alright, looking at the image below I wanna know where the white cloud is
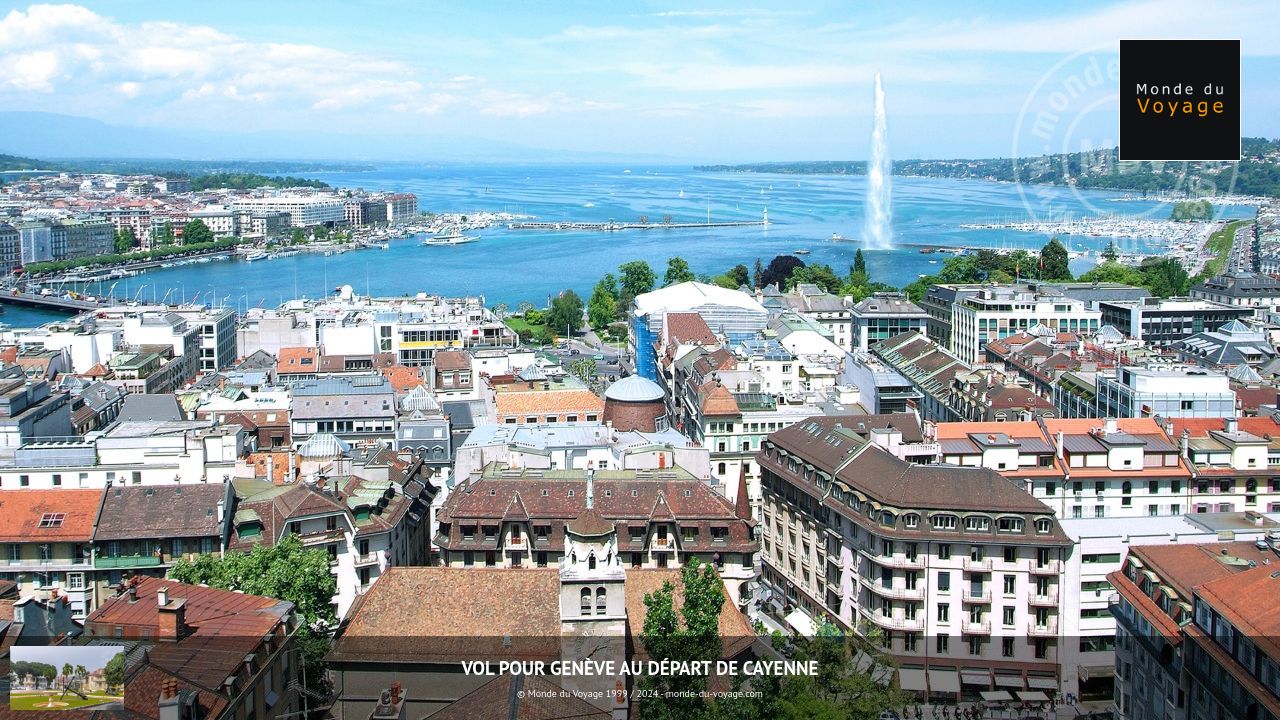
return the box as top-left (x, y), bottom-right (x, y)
top-left (0, 50), bottom-right (60, 91)
top-left (115, 81), bottom-right (140, 98)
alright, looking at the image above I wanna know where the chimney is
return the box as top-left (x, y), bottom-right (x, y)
top-left (369, 683), bottom-right (408, 720)
top-left (157, 593), bottom-right (187, 642)
top-left (585, 463), bottom-right (595, 509)
top-left (158, 679), bottom-right (182, 720)
top-left (128, 585), bottom-right (138, 603)
top-left (1055, 430), bottom-right (1064, 460)
top-left (1225, 417), bottom-right (1239, 434)
top-left (157, 586), bottom-right (168, 607)
top-left (216, 498), bottom-right (225, 524)
top-left (1180, 429), bottom-right (1190, 459)
top-left (1103, 418), bottom-right (1118, 435)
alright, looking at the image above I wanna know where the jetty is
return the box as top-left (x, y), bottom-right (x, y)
top-left (508, 211), bottom-right (770, 233)
top-left (0, 289), bottom-right (106, 312)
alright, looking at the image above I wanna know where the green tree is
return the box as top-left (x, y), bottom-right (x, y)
top-left (789, 262), bottom-right (842, 293)
top-left (182, 219), bottom-right (214, 246)
top-left (853, 249), bottom-right (867, 276)
top-left (169, 534), bottom-right (338, 701)
top-left (725, 263), bottom-right (750, 288)
top-left (113, 228), bottom-right (137, 254)
top-left (759, 255), bottom-right (806, 289)
top-left (637, 558), bottom-right (724, 720)
top-left (492, 302), bottom-right (509, 318)
top-left (290, 227), bottom-right (307, 245)
top-left (752, 258), bottom-right (764, 288)
top-left (103, 653), bottom-right (125, 693)
top-left (314, 225), bottom-right (330, 241)
top-left (664, 256), bottom-right (696, 286)
top-left (158, 222), bottom-right (176, 246)
top-left (1140, 257), bottom-right (1191, 297)
top-left (62, 663), bottom-right (73, 686)
top-left (567, 357), bottom-right (597, 385)
top-left (1039, 238), bottom-right (1072, 280)
top-left (764, 623), bottom-right (908, 720)
top-left (619, 260), bottom-right (657, 298)
top-left (1102, 240), bottom-right (1119, 262)
top-left (588, 276), bottom-right (619, 329)
top-left (43, 665), bottom-right (56, 683)
top-left (545, 289), bottom-right (585, 337)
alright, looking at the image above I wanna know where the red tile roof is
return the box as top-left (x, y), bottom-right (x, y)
top-left (665, 312), bottom-right (718, 346)
top-left (1169, 416), bottom-right (1280, 438)
top-left (276, 347), bottom-right (317, 374)
top-left (380, 365), bottom-right (424, 393)
top-left (433, 349), bottom-right (472, 371)
top-left (0, 489), bottom-right (101, 542)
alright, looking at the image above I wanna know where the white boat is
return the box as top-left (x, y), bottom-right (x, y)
top-left (244, 251), bottom-right (268, 262)
top-left (424, 230), bottom-right (479, 246)
top-left (583, 202), bottom-right (596, 208)
top-left (794, 249), bottom-right (811, 255)
top-left (831, 232), bottom-right (846, 241)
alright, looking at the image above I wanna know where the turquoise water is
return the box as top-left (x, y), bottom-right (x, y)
top-left (6, 165), bottom-right (1254, 327)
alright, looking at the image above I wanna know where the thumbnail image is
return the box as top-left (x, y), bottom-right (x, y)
top-left (7, 646), bottom-right (125, 711)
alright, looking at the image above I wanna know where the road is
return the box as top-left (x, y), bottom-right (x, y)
top-left (545, 335), bottom-right (626, 382)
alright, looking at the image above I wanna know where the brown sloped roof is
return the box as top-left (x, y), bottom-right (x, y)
top-left (0, 489), bottom-right (101, 542)
top-left (566, 506), bottom-right (614, 536)
top-left (434, 349), bottom-right (473, 371)
top-left (429, 674), bottom-right (610, 720)
top-left (94, 484), bottom-right (225, 541)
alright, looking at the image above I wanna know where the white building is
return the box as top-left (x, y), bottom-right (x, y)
top-left (951, 286), bottom-right (1101, 364)
top-left (231, 196), bottom-right (345, 227)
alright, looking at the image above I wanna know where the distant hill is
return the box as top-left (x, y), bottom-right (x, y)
top-left (697, 138), bottom-right (1280, 197)
top-left (0, 152), bottom-right (48, 171)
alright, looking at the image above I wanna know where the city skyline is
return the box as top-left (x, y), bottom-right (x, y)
top-left (1, 1), bottom-right (1279, 162)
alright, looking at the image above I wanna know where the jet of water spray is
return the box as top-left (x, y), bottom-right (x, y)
top-left (863, 73), bottom-right (893, 250)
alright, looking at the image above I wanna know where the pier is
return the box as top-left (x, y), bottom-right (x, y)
top-left (508, 213), bottom-right (769, 233)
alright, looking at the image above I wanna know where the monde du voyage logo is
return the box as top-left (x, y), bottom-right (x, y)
top-left (1120, 40), bottom-right (1240, 162)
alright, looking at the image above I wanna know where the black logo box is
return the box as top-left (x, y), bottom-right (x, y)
top-left (1119, 39), bottom-right (1240, 162)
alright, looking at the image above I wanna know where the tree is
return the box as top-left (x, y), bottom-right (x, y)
top-left (492, 302), bottom-right (509, 319)
top-left (619, 260), bottom-right (657, 298)
top-left (752, 258), bottom-right (764, 288)
top-left (516, 301), bottom-right (535, 317)
top-left (62, 663), bottom-right (73, 686)
top-left (758, 255), bottom-right (806, 290)
top-left (789, 263), bottom-right (842, 293)
top-left (158, 222), bottom-right (176, 247)
top-left (314, 225), bottom-right (330, 241)
top-left (853, 249), bottom-right (867, 276)
top-left (169, 534), bottom-right (338, 701)
top-left (663, 256), bottom-right (696, 286)
top-left (726, 264), bottom-right (750, 288)
top-left (545, 289), bottom-right (585, 336)
top-left (637, 558), bottom-right (725, 720)
top-left (1039, 238), bottom-right (1072, 281)
top-left (588, 276), bottom-right (619, 330)
top-left (290, 227), bottom-right (307, 245)
top-left (1140, 257), bottom-right (1191, 297)
top-left (182, 219), bottom-right (214, 246)
top-left (761, 623), bottom-right (908, 719)
top-left (113, 228), bottom-right (137, 254)
top-left (567, 357), bottom-right (597, 385)
top-left (1102, 240), bottom-right (1119, 262)
top-left (1078, 261), bottom-right (1143, 285)
top-left (103, 653), bottom-right (125, 693)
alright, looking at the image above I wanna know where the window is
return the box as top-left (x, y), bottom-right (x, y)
top-left (580, 588), bottom-right (592, 616)
top-left (937, 603), bottom-right (950, 623)
top-left (1002, 575), bottom-right (1016, 595)
top-left (1003, 546), bottom-right (1017, 563)
top-left (996, 517), bottom-right (1024, 533)
top-left (51, 474), bottom-right (61, 487)
top-left (1002, 637), bottom-right (1015, 657)
top-left (937, 571), bottom-right (950, 592)
top-left (936, 635), bottom-right (949, 654)
top-left (485, 551), bottom-right (496, 567)
top-left (596, 588), bottom-right (607, 615)
top-left (19, 474), bottom-right (29, 487)
top-left (37, 513), bottom-right (65, 529)
top-left (938, 544), bottom-right (951, 560)
top-left (1003, 607), bottom-right (1015, 626)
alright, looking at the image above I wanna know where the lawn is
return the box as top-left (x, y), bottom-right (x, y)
top-left (9, 691), bottom-right (124, 711)
top-left (1201, 219), bottom-right (1252, 278)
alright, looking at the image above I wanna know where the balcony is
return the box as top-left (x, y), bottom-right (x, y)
top-left (1029, 560), bottom-right (1062, 575)
top-left (299, 529), bottom-right (345, 547)
top-left (963, 557), bottom-right (993, 571)
top-left (353, 552), bottom-right (381, 567)
top-left (1029, 593), bottom-right (1059, 607)
top-left (651, 537), bottom-right (675, 552)
top-left (95, 555), bottom-right (164, 569)
top-left (868, 613), bottom-right (924, 631)
top-left (1028, 618), bottom-right (1059, 636)
top-left (961, 619), bottom-right (992, 634)
top-left (506, 536), bottom-right (526, 550)
top-left (864, 579), bottom-right (925, 601)
top-left (963, 588), bottom-right (992, 603)
top-left (5, 558), bottom-right (93, 570)
top-left (861, 548), bottom-right (924, 569)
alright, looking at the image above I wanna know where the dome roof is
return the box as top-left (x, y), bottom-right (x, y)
top-left (604, 375), bottom-right (664, 403)
top-left (298, 433), bottom-right (351, 459)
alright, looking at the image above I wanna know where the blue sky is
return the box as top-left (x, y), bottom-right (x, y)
top-left (0, 1), bottom-right (1277, 161)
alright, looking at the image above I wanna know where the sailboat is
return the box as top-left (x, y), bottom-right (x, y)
top-left (679, 189), bottom-right (685, 198)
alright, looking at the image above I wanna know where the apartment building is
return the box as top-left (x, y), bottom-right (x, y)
top-left (228, 451), bottom-right (435, 618)
top-left (0, 365), bottom-right (74, 462)
top-left (433, 464), bottom-right (759, 605)
top-left (872, 331), bottom-right (970, 422)
top-left (759, 416), bottom-right (1073, 698)
top-left (230, 195), bottom-right (345, 227)
top-left (1169, 416), bottom-right (1280, 514)
top-left (773, 283), bottom-right (855, 351)
top-left (0, 222), bottom-right (21, 272)
top-left (950, 285), bottom-right (1101, 364)
top-left (1092, 366), bottom-right (1239, 419)
top-left (1109, 541), bottom-right (1280, 720)
top-left (384, 193), bottom-right (419, 223)
top-left (290, 376), bottom-right (397, 446)
top-left (83, 577), bottom-right (300, 720)
top-left (851, 293), bottom-right (929, 352)
top-left (1191, 270), bottom-right (1280, 317)
top-left (1099, 297), bottom-right (1252, 346)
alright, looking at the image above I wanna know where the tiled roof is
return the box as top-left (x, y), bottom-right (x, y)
top-left (94, 484), bottom-right (226, 541)
top-left (433, 349), bottom-right (472, 371)
top-left (665, 312), bottom-right (718, 346)
top-left (625, 569), bottom-right (756, 660)
top-left (380, 365), bottom-right (425, 393)
top-left (276, 346), bottom-right (317, 374)
top-left (495, 390), bottom-right (604, 417)
top-left (698, 382), bottom-right (739, 416)
top-left (0, 489), bottom-right (101, 542)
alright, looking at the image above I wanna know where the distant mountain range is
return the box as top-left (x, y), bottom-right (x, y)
top-left (696, 138), bottom-right (1280, 197)
top-left (0, 111), bottom-right (676, 166)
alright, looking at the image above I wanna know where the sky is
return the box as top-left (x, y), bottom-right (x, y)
top-left (10, 645), bottom-right (122, 672)
top-left (0, 1), bottom-right (1278, 162)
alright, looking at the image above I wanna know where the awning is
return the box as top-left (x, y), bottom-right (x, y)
top-left (928, 668), bottom-right (961, 694)
top-left (1017, 691), bottom-right (1050, 702)
top-left (784, 609), bottom-right (816, 638)
top-left (1026, 677), bottom-right (1059, 690)
top-left (994, 674), bottom-right (1023, 688)
top-left (980, 690), bottom-right (1013, 702)
top-left (960, 670), bottom-right (990, 685)
top-left (898, 667), bottom-right (928, 692)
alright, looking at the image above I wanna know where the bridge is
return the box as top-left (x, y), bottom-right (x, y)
top-left (0, 289), bottom-right (104, 313)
